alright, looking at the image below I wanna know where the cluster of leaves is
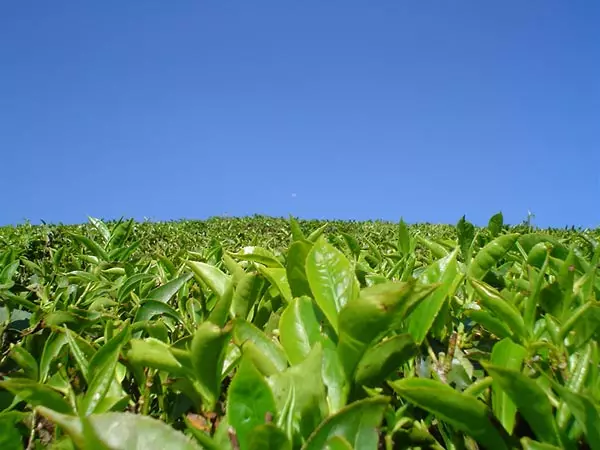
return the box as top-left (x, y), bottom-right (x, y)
top-left (0, 214), bottom-right (599, 449)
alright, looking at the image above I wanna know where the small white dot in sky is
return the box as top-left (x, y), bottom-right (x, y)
top-left (291, 193), bottom-right (297, 198)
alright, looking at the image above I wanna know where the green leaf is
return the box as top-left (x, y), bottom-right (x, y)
top-left (468, 234), bottom-right (519, 280)
top-left (307, 224), bottom-right (329, 243)
top-left (9, 345), bottom-right (39, 380)
top-left (407, 250), bottom-right (459, 344)
top-left (553, 384), bottom-right (600, 449)
top-left (63, 329), bottom-right (95, 381)
top-left (187, 261), bottom-right (231, 298)
top-left (127, 338), bottom-right (188, 376)
top-left (389, 378), bottom-right (510, 450)
top-left (233, 319), bottom-right (288, 374)
top-left (39, 332), bottom-right (68, 383)
top-left (306, 238), bottom-right (359, 331)
top-left (232, 272), bottom-right (263, 319)
top-left (69, 234), bottom-right (109, 260)
top-left (37, 408), bottom-right (201, 450)
top-left (258, 267), bottom-right (293, 303)
top-left (321, 345), bottom-right (348, 413)
top-left (269, 344), bottom-right (329, 442)
top-left (0, 379), bottom-right (72, 414)
top-left (470, 278), bottom-right (527, 342)
top-left (490, 338), bottom-right (527, 433)
top-left (286, 240), bottom-right (313, 298)
top-left (289, 216), bottom-right (306, 242)
top-left (559, 304), bottom-right (600, 348)
top-left (208, 278), bottom-right (234, 327)
top-left (416, 235), bottom-right (449, 259)
top-left (520, 438), bottom-right (563, 450)
top-left (465, 310), bottom-right (514, 340)
top-left (302, 396), bottom-right (389, 450)
top-left (190, 321), bottom-right (232, 411)
top-left (397, 219), bottom-right (411, 255)
top-left (146, 272), bottom-right (193, 303)
top-left (341, 232), bottom-right (361, 260)
top-left (0, 412), bottom-right (25, 450)
top-left (81, 326), bottom-right (130, 416)
top-left (337, 280), bottom-right (437, 379)
top-left (484, 364), bottom-right (561, 446)
top-left (457, 216), bottom-right (475, 260)
top-left (229, 247), bottom-right (283, 268)
top-left (227, 357), bottom-right (277, 450)
top-left (488, 212), bottom-right (504, 237)
top-left (247, 424), bottom-right (292, 450)
top-left (354, 334), bottom-right (417, 387)
top-left (134, 300), bottom-right (184, 325)
top-left (325, 436), bottom-right (353, 450)
top-left (279, 296), bottom-right (331, 365)
top-left (223, 253), bottom-right (247, 284)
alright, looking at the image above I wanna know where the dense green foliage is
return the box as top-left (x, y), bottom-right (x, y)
top-left (0, 214), bottom-right (599, 449)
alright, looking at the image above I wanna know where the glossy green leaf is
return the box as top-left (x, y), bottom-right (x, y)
top-left (490, 338), bottom-right (527, 433)
top-left (81, 326), bottom-right (130, 415)
top-left (279, 296), bottom-right (330, 365)
top-left (233, 319), bottom-right (288, 374)
top-left (37, 408), bottom-right (202, 450)
top-left (223, 253), bottom-right (246, 284)
top-left (39, 332), bottom-right (68, 383)
top-left (227, 357), bottom-right (277, 449)
top-left (69, 233), bottom-right (109, 260)
top-left (269, 344), bottom-right (329, 441)
top-left (303, 396), bottom-right (389, 450)
top-left (232, 272), bottom-right (263, 319)
top-left (306, 238), bottom-right (359, 331)
top-left (187, 261), bottom-right (231, 298)
top-left (416, 235), bottom-right (449, 259)
top-left (229, 247), bottom-right (283, 268)
top-left (468, 234), bottom-right (519, 280)
top-left (247, 424), bottom-right (292, 450)
top-left (307, 224), bottom-right (329, 243)
top-left (134, 300), bottom-right (184, 325)
top-left (457, 216), bottom-right (475, 260)
top-left (408, 250), bottom-right (459, 344)
top-left (341, 232), bottom-right (361, 260)
top-left (325, 436), bottom-right (353, 450)
top-left (259, 267), bottom-right (293, 303)
top-left (397, 219), bottom-right (411, 255)
top-left (470, 278), bottom-right (527, 342)
top-left (289, 216), bottom-right (306, 242)
top-left (190, 321), bottom-right (232, 410)
top-left (337, 280), bottom-right (437, 379)
top-left (389, 378), bottom-right (509, 450)
top-left (465, 309), bottom-right (514, 340)
top-left (146, 272), bottom-right (193, 303)
top-left (488, 212), bottom-right (504, 237)
top-left (484, 364), bottom-right (561, 446)
top-left (0, 379), bottom-right (72, 414)
top-left (355, 334), bottom-right (417, 387)
top-left (286, 240), bottom-right (313, 298)
top-left (126, 338), bottom-right (188, 376)
top-left (322, 345), bottom-right (348, 413)
top-left (208, 278), bottom-right (234, 327)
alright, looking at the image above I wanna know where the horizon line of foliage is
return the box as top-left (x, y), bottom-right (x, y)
top-left (0, 212), bottom-right (599, 449)
top-left (2, 214), bottom-right (598, 264)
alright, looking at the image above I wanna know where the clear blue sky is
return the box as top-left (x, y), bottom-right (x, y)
top-left (1, 1), bottom-right (598, 228)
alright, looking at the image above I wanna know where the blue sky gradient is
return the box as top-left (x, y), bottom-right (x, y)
top-left (1, 1), bottom-right (598, 228)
